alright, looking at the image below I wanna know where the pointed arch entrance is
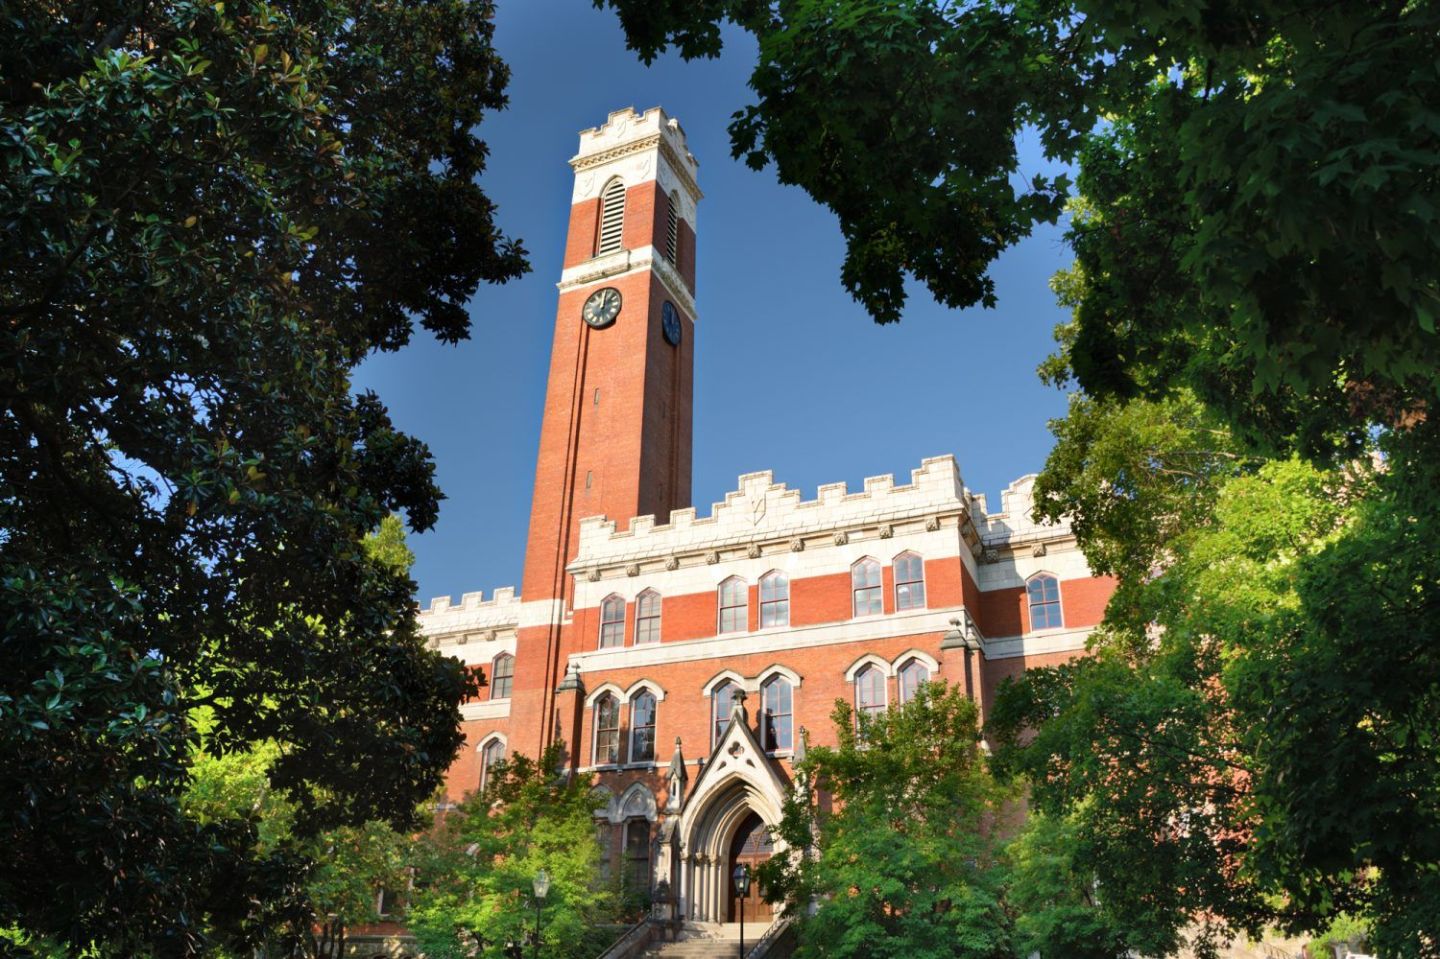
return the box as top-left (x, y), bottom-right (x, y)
top-left (728, 811), bottom-right (774, 922)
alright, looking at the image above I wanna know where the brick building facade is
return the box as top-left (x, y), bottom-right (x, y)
top-left (417, 107), bottom-right (1113, 925)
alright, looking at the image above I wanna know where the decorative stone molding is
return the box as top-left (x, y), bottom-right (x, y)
top-left (746, 543), bottom-right (763, 559)
top-left (626, 563), bottom-right (641, 577)
top-left (1032, 543), bottom-right (1047, 558)
top-left (789, 537), bottom-right (805, 552)
top-left (586, 568), bottom-right (602, 582)
top-left (665, 555), bottom-right (679, 571)
top-left (926, 516), bottom-right (942, 532)
top-left (833, 531), bottom-right (849, 546)
top-left (878, 523), bottom-right (894, 539)
top-left (704, 551), bottom-right (720, 565)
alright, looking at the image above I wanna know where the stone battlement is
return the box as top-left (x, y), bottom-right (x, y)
top-left (574, 456), bottom-right (974, 566)
top-left (572, 106), bottom-right (699, 185)
top-left (419, 587), bottom-right (521, 639)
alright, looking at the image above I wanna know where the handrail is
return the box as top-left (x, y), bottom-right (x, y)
top-left (744, 914), bottom-right (796, 959)
top-left (594, 917), bottom-right (652, 959)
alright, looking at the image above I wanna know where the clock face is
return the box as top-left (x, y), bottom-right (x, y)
top-left (582, 287), bottom-right (622, 328)
top-left (661, 301), bottom-right (682, 346)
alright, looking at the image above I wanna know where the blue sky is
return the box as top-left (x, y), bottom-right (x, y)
top-left (354, 0), bottom-right (1075, 605)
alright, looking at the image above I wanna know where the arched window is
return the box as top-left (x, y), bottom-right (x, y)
top-left (490, 652), bottom-right (514, 700)
top-left (894, 552), bottom-right (926, 610)
top-left (1027, 574), bottom-right (1063, 630)
top-left (713, 680), bottom-right (739, 745)
top-left (761, 675), bottom-right (793, 751)
top-left (759, 571), bottom-right (789, 628)
top-left (664, 190), bottom-right (680, 264)
top-left (597, 177), bottom-right (626, 255)
top-left (600, 595), bottom-right (625, 648)
top-left (479, 737), bottom-right (506, 793)
top-left (718, 577), bottom-right (747, 634)
top-left (897, 658), bottom-right (930, 704)
top-left (634, 590), bottom-right (661, 645)
top-left (854, 664), bottom-right (886, 722)
top-left (594, 693), bottom-right (621, 765)
top-left (852, 559), bottom-right (882, 617)
top-left (624, 818), bottom-right (651, 893)
top-left (630, 691), bottom-right (657, 763)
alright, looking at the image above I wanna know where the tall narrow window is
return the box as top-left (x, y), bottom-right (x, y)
top-left (594, 693), bottom-right (621, 765)
top-left (894, 552), bottom-right (926, 610)
top-left (630, 691), bottom-right (657, 763)
top-left (479, 738), bottom-right (506, 793)
top-left (713, 681), bottom-right (738, 745)
top-left (490, 652), bottom-right (514, 700)
top-left (759, 571), bottom-right (789, 628)
top-left (634, 590), bottom-right (661, 645)
top-left (855, 664), bottom-right (886, 723)
top-left (718, 577), bottom-right (747, 633)
top-left (597, 178), bottom-right (626, 255)
top-left (600, 595), bottom-right (625, 648)
top-left (664, 191), bottom-right (679, 264)
top-left (1027, 574), bottom-right (1064, 630)
top-left (897, 658), bottom-right (930, 704)
top-left (852, 559), bottom-right (883, 617)
top-left (624, 819), bottom-right (651, 893)
top-left (761, 675), bottom-right (793, 751)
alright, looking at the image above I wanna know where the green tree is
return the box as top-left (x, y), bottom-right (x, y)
top-left (1, 3), bottom-right (523, 954)
top-left (405, 745), bottom-right (615, 959)
top-left (759, 682), bottom-right (1013, 959)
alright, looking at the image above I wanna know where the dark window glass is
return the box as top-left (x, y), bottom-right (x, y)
top-left (630, 692), bottom-right (656, 763)
top-left (490, 652), bottom-right (514, 700)
top-left (760, 572), bottom-right (789, 627)
top-left (713, 681), bottom-right (738, 745)
top-left (894, 553), bottom-right (926, 610)
top-left (625, 819), bottom-right (650, 893)
top-left (1027, 575), bottom-right (1063, 630)
top-left (855, 665), bottom-right (886, 722)
top-left (897, 659), bottom-right (930, 704)
top-left (762, 675), bottom-right (793, 751)
top-left (635, 590), bottom-right (661, 644)
top-left (594, 694), bottom-right (621, 765)
top-left (480, 738), bottom-right (506, 793)
top-left (718, 578), bottom-right (747, 633)
top-left (852, 560), bottom-right (883, 617)
top-left (600, 595), bottom-right (625, 648)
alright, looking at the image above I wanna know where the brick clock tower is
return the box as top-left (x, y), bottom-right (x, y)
top-left (509, 107), bottom-right (702, 759)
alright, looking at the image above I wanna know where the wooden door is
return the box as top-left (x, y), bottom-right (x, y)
top-left (727, 812), bottom-right (773, 922)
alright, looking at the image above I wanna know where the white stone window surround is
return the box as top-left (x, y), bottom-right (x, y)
top-left (488, 650), bottom-right (514, 701)
top-left (628, 690), bottom-right (659, 765)
top-left (892, 549), bottom-right (927, 610)
top-left (459, 698), bottom-right (511, 723)
top-left (758, 669), bottom-right (798, 755)
top-left (599, 593), bottom-right (627, 649)
top-left (716, 576), bottom-right (748, 635)
top-left (701, 668), bottom-right (749, 697)
top-left (634, 588), bottom-right (662, 645)
top-left (850, 556), bottom-right (884, 618)
top-left (591, 690), bottom-right (623, 769)
top-left (596, 176), bottom-right (627, 256)
top-left (1024, 570), bottom-right (1066, 633)
top-left (844, 652), bottom-right (894, 681)
top-left (476, 733), bottom-right (507, 793)
top-left (890, 648), bottom-right (940, 675)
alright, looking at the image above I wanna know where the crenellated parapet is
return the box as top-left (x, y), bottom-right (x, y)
top-left (977, 473), bottom-right (1072, 549)
top-left (570, 456), bottom-right (981, 582)
top-left (419, 587), bottom-right (521, 650)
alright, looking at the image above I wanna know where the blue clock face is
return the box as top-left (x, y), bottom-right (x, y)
top-left (662, 301), bottom-right (682, 346)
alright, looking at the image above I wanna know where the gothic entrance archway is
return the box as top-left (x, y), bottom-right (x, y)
top-left (727, 811), bottom-right (773, 922)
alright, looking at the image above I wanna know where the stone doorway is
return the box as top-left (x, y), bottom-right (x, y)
top-left (726, 811), bottom-right (773, 923)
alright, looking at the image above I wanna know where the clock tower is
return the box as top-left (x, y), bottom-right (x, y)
top-left (510, 107), bottom-right (701, 757)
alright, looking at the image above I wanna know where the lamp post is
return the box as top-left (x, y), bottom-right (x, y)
top-left (731, 863), bottom-right (751, 959)
top-left (532, 869), bottom-right (550, 959)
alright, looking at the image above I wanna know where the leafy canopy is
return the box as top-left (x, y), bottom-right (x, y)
top-left (1, 1), bottom-right (524, 954)
top-left (759, 682), bottom-right (1014, 959)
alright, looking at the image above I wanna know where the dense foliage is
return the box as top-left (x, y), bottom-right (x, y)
top-left (599, 2), bottom-right (1440, 954)
top-left (759, 683), bottom-right (1014, 959)
top-left (406, 746), bottom-right (615, 959)
top-left (1, 2), bottom-right (524, 954)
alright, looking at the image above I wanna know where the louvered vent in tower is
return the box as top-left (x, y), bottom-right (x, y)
top-left (665, 192), bottom-right (679, 263)
top-left (597, 178), bottom-right (626, 255)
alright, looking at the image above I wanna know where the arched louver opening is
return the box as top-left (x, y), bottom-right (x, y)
top-left (597, 178), bottom-right (626, 255)
top-left (665, 191), bottom-right (679, 263)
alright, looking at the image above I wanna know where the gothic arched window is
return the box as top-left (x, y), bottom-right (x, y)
top-left (897, 658), bottom-right (930, 704)
top-left (760, 571), bottom-right (789, 628)
top-left (894, 552), bottom-right (926, 611)
top-left (490, 652), bottom-right (514, 700)
top-left (761, 674), bottom-right (793, 752)
top-left (597, 177), bottom-right (626, 255)
top-left (624, 818), bottom-right (651, 894)
top-left (479, 737), bottom-right (506, 793)
top-left (600, 595), bottom-right (625, 648)
top-left (630, 691), bottom-right (657, 764)
top-left (712, 680), bottom-right (739, 746)
top-left (1027, 574), bottom-right (1064, 630)
top-left (854, 664), bottom-right (886, 722)
top-left (852, 558), bottom-right (883, 617)
top-left (593, 693), bottom-right (621, 766)
top-left (718, 577), bottom-right (747, 634)
top-left (634, 589), bottom-right (661, 645)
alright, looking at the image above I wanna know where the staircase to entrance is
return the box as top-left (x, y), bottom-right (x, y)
top-left (640, 921), bottom-right (774, 958)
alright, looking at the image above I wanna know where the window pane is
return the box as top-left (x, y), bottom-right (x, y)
top-left (896, 581), bottom-right (925, 610)
top-left (855, 586), bottom-right (882, 616)
top-left (852, 561), bottom-right (880, 588)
